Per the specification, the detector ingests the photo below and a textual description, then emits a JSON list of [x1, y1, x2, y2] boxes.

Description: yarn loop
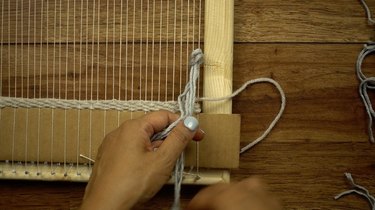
[[357, 43, 375, 143]]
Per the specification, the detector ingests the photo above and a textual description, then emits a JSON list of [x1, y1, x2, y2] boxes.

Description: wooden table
[[1, 0, 375, 209]]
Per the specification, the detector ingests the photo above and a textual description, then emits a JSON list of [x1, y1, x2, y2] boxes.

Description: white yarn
[[151, 48, 203, 210], [356, 43, 375, 143], [334, 3, 375, 210], [360, 0, 375, 25], [198, 77, 286, 153], [151, 48, 202, 141], [335, 173, 375, 210], [0, 97, 201, 113]]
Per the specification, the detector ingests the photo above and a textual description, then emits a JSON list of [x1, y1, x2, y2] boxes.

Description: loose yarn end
[[335, 173, 375, 210]]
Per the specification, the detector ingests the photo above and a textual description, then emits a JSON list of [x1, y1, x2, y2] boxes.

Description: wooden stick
[[0, 162, 230, 184], [203, 0, 234, 114]]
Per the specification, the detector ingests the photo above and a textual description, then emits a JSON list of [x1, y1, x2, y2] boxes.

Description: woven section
[[0, 97, 202, 113]]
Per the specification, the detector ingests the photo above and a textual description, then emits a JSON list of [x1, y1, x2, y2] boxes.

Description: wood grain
[[203, 0, 234, 114], [1, 0, 204, 43], [3, 0, 375, 43], [1, 0, 375, 209], [1, 43, 199, 101], [233, 0, 375, 42], [232, 43, 372, 143]]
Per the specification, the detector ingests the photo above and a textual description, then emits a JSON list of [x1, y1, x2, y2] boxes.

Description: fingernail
[[184, 116, 199, 131]]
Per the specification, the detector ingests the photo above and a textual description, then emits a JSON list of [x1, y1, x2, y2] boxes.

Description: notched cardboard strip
[[0, 108, 240, 169]]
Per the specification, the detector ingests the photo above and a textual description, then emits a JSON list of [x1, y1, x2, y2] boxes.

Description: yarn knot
[[190, 48, 204, 66]]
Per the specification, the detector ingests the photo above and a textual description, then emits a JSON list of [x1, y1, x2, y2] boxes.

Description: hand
[[187, 178, 281, 210], [81, 111, 204, 210]]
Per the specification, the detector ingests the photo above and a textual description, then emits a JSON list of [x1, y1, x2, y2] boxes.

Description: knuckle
[[139, 120, 154, 135]]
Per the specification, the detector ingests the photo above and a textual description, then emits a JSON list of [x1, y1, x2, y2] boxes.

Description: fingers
[[157, 116, 199, 162], [193, 129, 205, 141], [151, 128, 204, 152], [138, 111, 180, 137], [188, 177, 282, 210], [187, 184, 230, 210], [151, 140, 163, 150], [136, 111, 205, 140], [152, 129, 204, 143]]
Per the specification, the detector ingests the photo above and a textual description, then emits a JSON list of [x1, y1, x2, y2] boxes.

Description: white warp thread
[[357, 43, 375, 143], [335, 173, 375, 210], [0, 97, 201, 113]]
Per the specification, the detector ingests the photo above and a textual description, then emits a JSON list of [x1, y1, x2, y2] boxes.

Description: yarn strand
[[356, 43, 375, 143], [198, 78, 286, 153], [151, 48, 203, 210], [360, 0, 375, 25], [335, 173, 375, 210]]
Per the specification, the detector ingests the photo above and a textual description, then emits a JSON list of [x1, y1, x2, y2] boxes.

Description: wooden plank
[[234, 0, 375, 42], [0, 0, 204, 44], [203, 0, 233, 114], [232, 43, 374, 143]]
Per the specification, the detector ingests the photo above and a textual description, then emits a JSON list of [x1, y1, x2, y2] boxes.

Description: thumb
[[157, 116, 199, 162]]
